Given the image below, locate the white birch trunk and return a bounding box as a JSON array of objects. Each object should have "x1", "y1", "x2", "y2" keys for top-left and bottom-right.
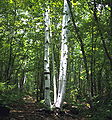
[
  {"x1": 44, "y1": 6, "x2": 51, "y2": 107},
  {"x1": 52, "y1": 48, "x2": 57, "y2": 104},
  {"x1": 55, "y1": 0, "x2": 70, "y2": 108},
  {"x1": 50, "y1": 17, "x2": 57, "y2": 104}
]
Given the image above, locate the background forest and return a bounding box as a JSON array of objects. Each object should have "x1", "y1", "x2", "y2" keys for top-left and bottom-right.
[{"x1": 0, "y1": 0, "x2": 112, "y2": 120}]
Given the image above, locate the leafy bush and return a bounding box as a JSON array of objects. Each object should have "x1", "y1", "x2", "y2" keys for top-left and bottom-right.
[{"x1": 0, "y1": 82, "x2": 25, "y2": 105}]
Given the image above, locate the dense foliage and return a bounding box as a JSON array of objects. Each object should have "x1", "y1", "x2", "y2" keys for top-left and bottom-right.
[{"x1": 0, "y1": 0, "x2": 112, "y2": 119}]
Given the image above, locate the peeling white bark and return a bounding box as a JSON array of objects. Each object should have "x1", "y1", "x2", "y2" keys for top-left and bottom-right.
[
  {"x1": 55, "y1": 0, "x2": 70, "y2": 108},
  {"x1": 44, "y1": 6, "x2": 51, "y2": 107}
]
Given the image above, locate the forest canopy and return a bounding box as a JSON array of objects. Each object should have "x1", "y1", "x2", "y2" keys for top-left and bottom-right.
[{"x1": 0, "y1": 0, "x2": 112, "y2": 120}]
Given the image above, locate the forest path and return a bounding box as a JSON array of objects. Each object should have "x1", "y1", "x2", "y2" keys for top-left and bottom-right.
[{"x1": 0, "y1": 95, "x2": 87, "y2": 120}]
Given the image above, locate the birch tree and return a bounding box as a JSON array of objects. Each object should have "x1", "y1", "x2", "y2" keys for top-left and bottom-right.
[
  {"x1": 44, "y1": 5, "x2": 51, "y2": 107},
  {"x1": 54, "y1": 0, "x2": 70, "y2": 108},
  {"x1": 51, "y1": 30, "x2": 57, "y2": 104}
]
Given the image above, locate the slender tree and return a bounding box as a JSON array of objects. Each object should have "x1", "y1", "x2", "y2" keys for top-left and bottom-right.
[
  {"x1": 54, "y1": 0, "x2": 70, "y2": 108},
  {"x1": 67, "y1": 0, "x2": 90, "y2": 94},
  {"x1": 44, "y1": 4, "x2": 51, "y2": 107}
]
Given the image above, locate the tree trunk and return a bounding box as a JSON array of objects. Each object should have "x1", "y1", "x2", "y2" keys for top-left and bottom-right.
[
  {"x1": 44, "y1": 5, "x2": 51, "y2": 107},
  {"x1": 55, "y1": 0, "x2": 70, "y2": 108},
  {"x1": 67, "y1": 0, "x2": 90, "y2": 94}
]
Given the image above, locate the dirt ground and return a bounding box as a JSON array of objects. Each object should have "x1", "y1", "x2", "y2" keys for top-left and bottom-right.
[
  {"x1": 0, "y1": 96, "x2": 87, "y2": 120},
  {"x1": 0, "y1": 104, "x2": 88, "y2": 120}
]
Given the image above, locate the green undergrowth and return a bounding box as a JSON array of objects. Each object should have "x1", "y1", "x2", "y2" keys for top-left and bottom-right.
[
  {"x1": 86, "y1": 96, "x2": 112, "y2": 120},
  {"x1": 0, "y1": 82, "x2": 26, "y2": 105}
]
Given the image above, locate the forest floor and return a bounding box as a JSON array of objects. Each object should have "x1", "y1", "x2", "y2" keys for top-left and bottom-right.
[
  {"x1": 9, "y1": 103, "x2": 86, "y2": 120},
  {"x1": 0, "y1": 95, "x2": 88, "y2": 120}
]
